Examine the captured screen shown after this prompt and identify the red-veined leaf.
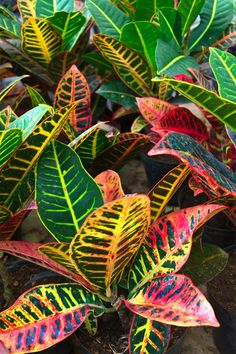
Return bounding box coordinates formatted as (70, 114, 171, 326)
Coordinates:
(95, 170, 124, 202)
(0, 283, 104, 353)
(54, 64, 92, 133)
(125, 274, 219, 327)
(137, 97, 175, 126)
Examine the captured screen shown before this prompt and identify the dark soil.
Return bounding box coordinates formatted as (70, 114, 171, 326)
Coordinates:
(208, 251, 236, 313)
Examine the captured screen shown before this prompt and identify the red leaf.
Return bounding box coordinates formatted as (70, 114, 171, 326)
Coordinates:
(95, 170, 124, 202)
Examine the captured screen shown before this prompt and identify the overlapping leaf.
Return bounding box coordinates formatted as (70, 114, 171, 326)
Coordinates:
(26, 85, 47, 106)
(70, 195, 150, 296)
(48, 51, 77, 83)
(92, 132, 150, 174)
(149, 132, 236, 196)
(54, 65, 92, 133)
(35, 0, 74, 18)
(0, 104, 74, 212)
(148, 164, 191, 224)
(177, 0, 205, 36)
(212, 31, 236, 52)
(126, 274, 219, 326)
(0, 129, 23, 168)
(22, 18, 61, 67)
(0, 13, 21, 38)
(0, 106, 17, 130)
(0, 75, 28, 102)
(85, 0, 130, 39)
(95, 170, 124, 203)
(128, 204, 224, 292)
(36, 140, 103, 242)
(93, 34, 153, 96)
(0, 206, 12, 225)
(135, 0, 174, 21)
(130, 315, 171, 354)
(137, 97, 175, 126)
(96, 81, 137, 108)
(158, 8, 181, 47)
(154, 78, 236, 131)
(18, 0, 36, 20)
(0, 283, 104, 353)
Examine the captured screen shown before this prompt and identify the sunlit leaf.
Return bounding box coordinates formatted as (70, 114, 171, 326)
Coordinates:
(35, 0, 74, 18)
(0, 129, 23, 168)
(95, 170, 124, 202)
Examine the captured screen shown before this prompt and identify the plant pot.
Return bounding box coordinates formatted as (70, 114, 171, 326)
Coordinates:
(208, 248, 236, 354)
(140, 153, 188, 205)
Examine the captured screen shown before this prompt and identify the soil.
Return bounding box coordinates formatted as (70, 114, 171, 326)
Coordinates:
(208, 251, 236, 313)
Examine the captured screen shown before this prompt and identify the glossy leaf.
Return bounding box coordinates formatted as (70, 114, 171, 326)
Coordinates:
(36, 140, 103, 242)
(0, 13, 21, 38)
(54, 65, 92, 133)
(18, 0, 36, 20)
(149, 132, 236, 196)
(0, 206, 12, 225)
(137, 97, 175, 126)
(0, 105, 74, 212)
(70, 195, 150, 295)
(209, 48, 236, 102)
(26, 85, 47, 106)
(131, 116, 148, 133)
(0, 129, 23, 168)
(111, 0, 137, 17)
(188, 0, 233, 52)
(0, 106, 17, 130)
(93, 34, 153, 96)
(149, 164, 191, 224)
(48, 51, 77, 83)
(0, 240, 93, 288)
(155, 106, 209, 142)
(158, 8, 181, 47)
(121, 21, 163, 73)
(178, 0, 205, 36)
(130, 315, 171, 354)
(22, 18, 61, 67)
(48, 11, 86, 51)
(0, 283, 104, 353)
(212, 31, 236, 52)
(35, 0, 74, 18)
(85, 0, 130, 39)
(126, 274, 219, 326)
(128, 204, 224, 292)
(154, 78, 236, 131)
(156, 40, 198, 76)
(95, 170, 124, 202)
(0, 75, 28, 102)
(0, 39, 53, 85)
(6, 105, 51, 139)
(0, 206, 36, 241)
(92, 132, 150, 174)
(135, 0, 174, 21)
(96, 81, 137, 108)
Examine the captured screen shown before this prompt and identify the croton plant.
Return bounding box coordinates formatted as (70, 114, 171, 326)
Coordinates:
(0, 144, 225, 353)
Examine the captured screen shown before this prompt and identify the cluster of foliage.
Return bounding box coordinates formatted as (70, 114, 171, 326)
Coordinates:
(0, 0, 235, 353)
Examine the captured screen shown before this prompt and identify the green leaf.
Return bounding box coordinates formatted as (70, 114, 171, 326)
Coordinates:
(48, 11, 86, 51)
(158, 8, 181, 48)
(135, 0, 174, 21)
(82, 52, 113, 73)
(35, 0, 74, 18)
(209, 47, 236, 103)
(154, 77, 236, 131)
(0, 105, 74, 212)
(0, 13, 21, 38)
(178, 0, 205, 36)
(85, 0, 130, 39)
(48, 51, 77, 83)
(0, 129, 23, 168)
(26, 85, 47, 106)
(130, 315, 171, 354)
(0, 283, 104, 353)
(96, 81, 137, 107)
(94, 34, 153, 96)
(70, 195, 150, 296)
(0, 75, 28, 102)
(36, 140, 104, 242)
(18, 0, 36, 20)
(188, 0, 233, 52)
(120, 21, 163, 73)
(156, 40, 198, 76)
(0, 205, 12, 225)
(0, 106, 17, 130)
(6, 105, 51, 139)
(22, 18, 62, 67)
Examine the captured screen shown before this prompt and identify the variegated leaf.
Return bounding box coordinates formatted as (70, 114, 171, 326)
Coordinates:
(70, 195, 151, 296)
(149, 164, 191, 224)
(0, 205, 12, 225)
(137, 97, 175, 126)
(0, 129, 23, 168)
(48, 51, 77, 83)
(95, 170, 124, 202)
(0, 207, 36, 241)
(0, 106, 17, 130)
(26, 85, 47, 106)
(54, 65, 92, 133)
(35, 0, 74, 18)
(0, 75, 28, 102)
(22, 18, 61, 67)
(126, 274, 219, 326)
(0, 241, 93, 289)
(0, 283, 104, 353)
(0, 105, 74, 212)
(36, 140, 104, 242)
(131, 116, 148, 133)
(0, 13, 21, 39)
(129, 314, 171, 354)
(80, 312, 98, 336)
(212, 31, 236, 52)
(128, 204, 224, 292)
(18, 0, 36, 20)
(93, 34, 153, 96)
(149, 132, 236, 196)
